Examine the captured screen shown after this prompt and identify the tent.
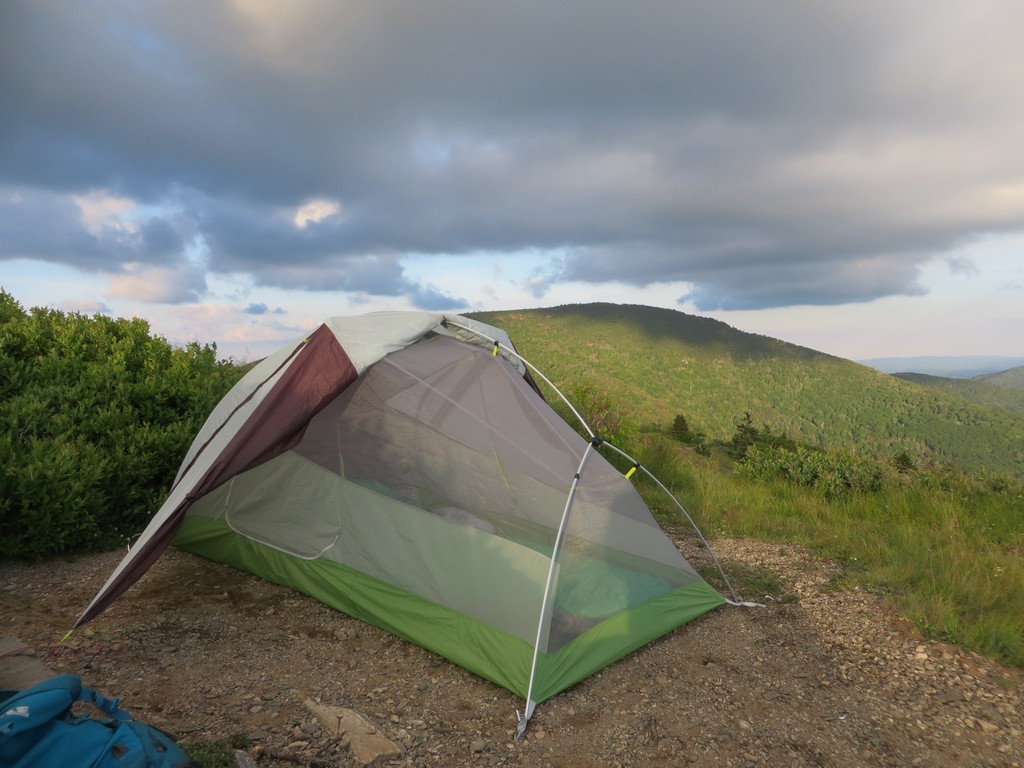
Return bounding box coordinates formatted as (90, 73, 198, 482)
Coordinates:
(77, 312, 736, 735)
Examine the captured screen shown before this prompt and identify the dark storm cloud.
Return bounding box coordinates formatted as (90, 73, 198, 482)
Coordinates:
(0, 188, 189, 270)
(2, 1, 1023, 309)
(0, 189, 110, 267)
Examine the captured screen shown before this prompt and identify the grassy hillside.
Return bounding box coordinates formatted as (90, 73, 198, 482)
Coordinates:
(893, 372, 1024, 416)
(976, 365, 1024, 391)
(471, 303, 1024, 479)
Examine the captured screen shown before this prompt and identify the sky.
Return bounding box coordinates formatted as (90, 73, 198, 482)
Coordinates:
(2, 1, 1023, 364)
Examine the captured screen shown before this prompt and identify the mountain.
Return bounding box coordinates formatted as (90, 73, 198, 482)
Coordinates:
(858, 355, 1024, 378)
(469, 304, 1024, 479)
(975, 365, 1024, 391)
(892, 372, 1024, 416)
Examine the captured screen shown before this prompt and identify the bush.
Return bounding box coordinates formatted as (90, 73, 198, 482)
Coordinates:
(0, 291, 244, 559)
(738, 442, 887, 500)
(565, 381, 639, 448)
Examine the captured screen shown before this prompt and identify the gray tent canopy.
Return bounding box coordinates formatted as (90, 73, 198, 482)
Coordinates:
(77, 311, 743, 735)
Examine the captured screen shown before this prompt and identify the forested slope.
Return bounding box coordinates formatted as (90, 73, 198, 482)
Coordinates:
(472, 304, 1024, 479)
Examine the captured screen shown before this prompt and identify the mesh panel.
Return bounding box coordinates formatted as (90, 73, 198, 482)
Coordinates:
(216, 335, 703, 650)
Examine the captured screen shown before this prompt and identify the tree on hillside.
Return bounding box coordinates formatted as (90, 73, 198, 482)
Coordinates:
(669, 412, 711, 455)
(670, 413, 692, 442)
(727, 411, 760, 459)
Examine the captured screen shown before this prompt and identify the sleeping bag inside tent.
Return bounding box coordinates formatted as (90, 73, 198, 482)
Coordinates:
(77, 312, 725, 724)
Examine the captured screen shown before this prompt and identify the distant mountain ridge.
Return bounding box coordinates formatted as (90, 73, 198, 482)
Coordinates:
(892, 372, 1024, 416)
(469, 303, 1024, 479)
(859, 355, 1024, 378)
(975, 366, 1024, 391)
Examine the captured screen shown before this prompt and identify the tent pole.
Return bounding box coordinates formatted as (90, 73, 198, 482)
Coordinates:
(516, 442, 595, 739)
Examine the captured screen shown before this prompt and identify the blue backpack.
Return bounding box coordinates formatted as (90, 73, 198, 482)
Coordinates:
(0, 674, 200, 768)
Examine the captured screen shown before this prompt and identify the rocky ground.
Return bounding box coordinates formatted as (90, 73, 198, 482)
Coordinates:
(2, 534, 1021, 767)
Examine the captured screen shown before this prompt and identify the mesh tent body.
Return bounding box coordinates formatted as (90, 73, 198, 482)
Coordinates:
(78, 312, 724, 710)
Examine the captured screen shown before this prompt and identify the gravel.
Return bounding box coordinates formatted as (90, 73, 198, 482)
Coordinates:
(2, 534, 1021, 767)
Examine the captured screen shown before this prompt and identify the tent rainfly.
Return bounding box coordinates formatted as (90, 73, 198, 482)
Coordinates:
(76, 312, 749, 736)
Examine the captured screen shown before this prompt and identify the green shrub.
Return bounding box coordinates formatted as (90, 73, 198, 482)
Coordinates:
(738, 442, 887, 500)
(0, 290, 245, 559)
(561, 381, 640, 448)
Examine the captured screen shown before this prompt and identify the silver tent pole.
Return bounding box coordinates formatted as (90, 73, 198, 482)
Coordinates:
(516, 441, 595, 739)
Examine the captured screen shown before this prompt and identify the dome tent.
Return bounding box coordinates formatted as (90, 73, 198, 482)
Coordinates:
(76, 312, 734, 735)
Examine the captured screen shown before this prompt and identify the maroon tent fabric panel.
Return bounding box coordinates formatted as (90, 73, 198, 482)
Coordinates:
(197, 324, 357, 490)
(75, 324, 357, 627)
(74, 511, 188, 626)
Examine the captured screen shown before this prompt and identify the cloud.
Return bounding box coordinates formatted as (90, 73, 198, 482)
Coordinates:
(106, 262, 207, 304)
(3, 1, 1024, 311)
(946, 255, 980, 277)
(0, 186, 193, 277)
(243, 302, 285, 315)
(293, 198, 343, 229)
(61, 298, 112, 315)
(406, 282, 468, 312)
(73, 191, 136, 237)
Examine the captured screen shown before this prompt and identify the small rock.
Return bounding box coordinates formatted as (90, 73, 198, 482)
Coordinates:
(977, 720, 1000, 734)
(470, 740, 487, 753)
(936, 689, 963, 704)
(304, 700, 403, 765)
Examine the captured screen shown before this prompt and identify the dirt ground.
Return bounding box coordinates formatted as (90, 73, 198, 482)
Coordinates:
(2, 534, 1021, 767)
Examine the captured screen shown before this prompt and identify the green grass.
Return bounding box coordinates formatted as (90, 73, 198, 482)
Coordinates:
(636, 441, 1024, 669)
(181, 733, 250, 768)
